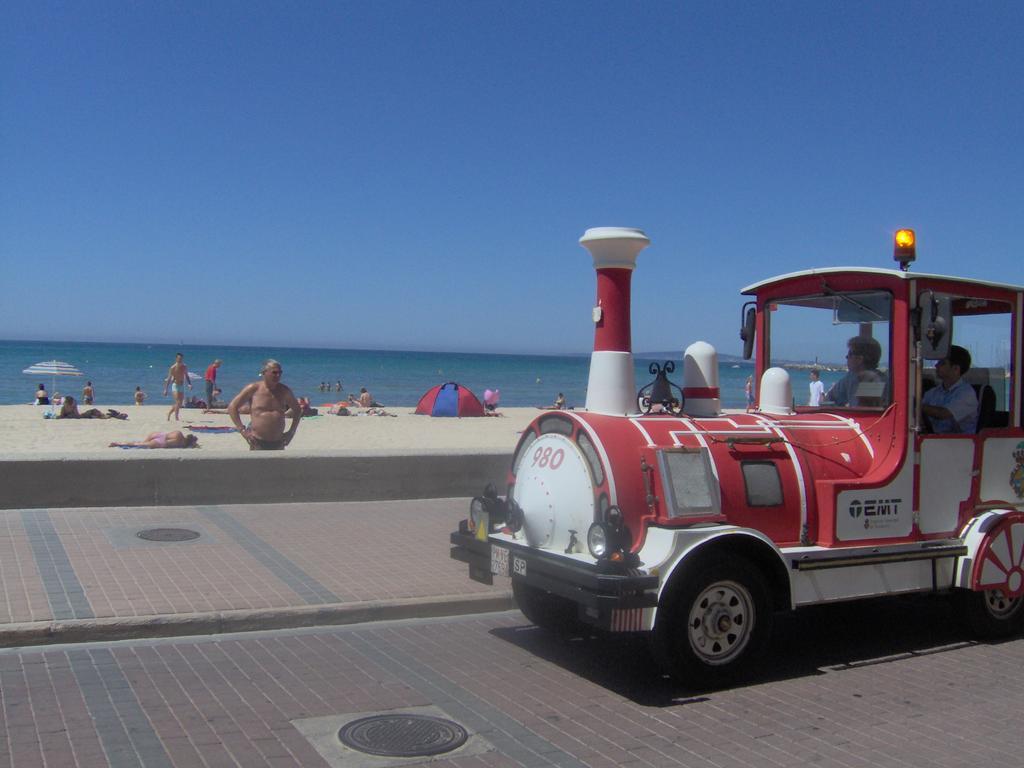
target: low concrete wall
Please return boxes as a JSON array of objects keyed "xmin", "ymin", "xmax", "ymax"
[{"xmin": 0, "ymin": 450, "xmax": 512, "ymax": 509}]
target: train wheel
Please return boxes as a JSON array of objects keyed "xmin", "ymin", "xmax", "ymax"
[
  {"xmin": 512, "ymin": 581, "xmax": 587, "ymax": 636},
  {"xmin": 954, "ymin": 588, "xmax": 1024, "ymax": 639},
  {"xmin": 653, "ymin": 553, "xmax": 771, "ymax": 688}
]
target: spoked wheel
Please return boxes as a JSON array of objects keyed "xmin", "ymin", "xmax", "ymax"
[
  {"xmin": 653, "ymin": 553, "xmax": 772, "ymax": 688},
  {"xmin": 512, "ymin": 581, "xmax": 588, "ymax": 636},
  {"xmin": 954, "ymin": 588, "xmax": 1024, "ymax": 639},
  {"xmin": 957, "ymin": 514, "xmax": 1024, "ymax": 639}
]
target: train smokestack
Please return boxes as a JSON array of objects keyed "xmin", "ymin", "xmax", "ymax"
[{"xmin": 580, "ymin": 227, "xmax": 650, "ymax": 414}]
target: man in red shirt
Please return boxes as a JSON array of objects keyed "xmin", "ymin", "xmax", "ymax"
[{"xmin": 204, "ymin": 359, "xmax": 222, "ymax": 407}]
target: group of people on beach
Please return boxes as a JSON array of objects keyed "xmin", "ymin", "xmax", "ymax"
[
  {"xmin": 160, "ymin": 353, "xmax": 302, "ymax": 450},
  {"xmin": 32, "ymin": 351, "xmax": 576, "ymax": 452},
  {"xmin": 34, "ymin": 380, "xmax": 100, "ymax": 407}
]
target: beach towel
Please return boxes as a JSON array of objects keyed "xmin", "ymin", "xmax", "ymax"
[{"xmin": 186, "ymin": 425, "xmax": 237, "ymax": 434}]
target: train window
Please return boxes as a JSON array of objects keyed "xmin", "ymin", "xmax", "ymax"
[
  {"xmin": 925, "ymin": 297, "xmax": 1013, "ymax": 430},
  {"xmin": 539, "ymin": 415, "xmax": 574, "ymax": 435},
  {"xmin": 741, "ymin": 461, "xmax": 783, "ymax": 507},
  {"xmin": 657, "ymin": 448, "xmax": 721, "ymax": 518},
  {"xmin": 767, "ymin": 291, "xmax": 892, "ymax": 409},
  {"xmin": 576, "ymin": 431, "xmax": 605, "ymax": 486}
]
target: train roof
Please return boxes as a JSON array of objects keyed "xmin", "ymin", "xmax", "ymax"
[{"xmin": 741, "ymin": 267, "xmax": 1024, "ymax": 296}]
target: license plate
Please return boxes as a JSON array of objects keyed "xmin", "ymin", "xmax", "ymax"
[{"xmin": 491, "ymin": 545, "xmax": 509, "ymax": 576}]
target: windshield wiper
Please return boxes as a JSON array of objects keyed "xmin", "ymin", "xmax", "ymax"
[{"xmin": 820, "ymin": 279, "xmax": 884, "ymax": 320}]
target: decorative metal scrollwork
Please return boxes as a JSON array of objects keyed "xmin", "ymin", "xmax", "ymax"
[{"xmin": 637, "ymin": 361, "xmax": 684, "ymax": 415}]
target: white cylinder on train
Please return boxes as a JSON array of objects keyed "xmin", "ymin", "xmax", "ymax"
[
  {"xmin": 683, "ymin": 341, "xmax": 721, "ymax": 417},
  {"xmin": 759, "ymin": 367, "xmax": 794, "ymax": 415}
]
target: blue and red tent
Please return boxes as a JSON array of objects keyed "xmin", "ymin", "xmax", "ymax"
[{"xmin": 414, "ymin": 382, "xmax": 485, "ymax": 417}]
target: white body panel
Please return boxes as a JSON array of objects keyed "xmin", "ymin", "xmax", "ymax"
[
  {"xmin": 919, "ymin": 438, "xmax": 976, "ymax": 533},
  {"xmin": 980, "ymin": 437, "xmax": 1024, "ymax": 505},
  {"xmin": 788, "ymin": 557, "xmax": 955, "ymax": 606}
]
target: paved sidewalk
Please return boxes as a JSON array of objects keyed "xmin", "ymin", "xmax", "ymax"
[
  {"xmin": 2, "ymin": 604, "xmax": 1022, "ymax": 768},
  {"xmin": 0, "ymin": 499, "xmax": 512, "ymax": 647}
]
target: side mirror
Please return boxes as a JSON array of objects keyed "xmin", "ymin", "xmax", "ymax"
[
  {"xmin": 740, "ymin": 304, "xmax": 756, "ymax": 360},
  {"xmin": 918, "ymin": 291, "xmax": 951, "ymax": 359}
]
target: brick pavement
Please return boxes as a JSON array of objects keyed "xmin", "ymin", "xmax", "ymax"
[
  {"xmin": 1, "ymin": 597, "xmax": 1022, "ymax": 768},
  {"xmin": 0, "ymin": 499, "xmax": 511, "ymax": 646}
]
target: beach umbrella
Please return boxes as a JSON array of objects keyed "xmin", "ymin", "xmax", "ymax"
[{"xmin": 22, "ymin": 360, "xmax": 84, "ymax": 405}]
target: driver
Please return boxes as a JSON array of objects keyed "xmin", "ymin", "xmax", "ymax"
[
  {"xmin": 824, "ymin": 335, "xmax": 886, "ymax": 407},
  {"xmin": 921, "ymin": 345, "xmax": 978, "ymax": 434}
]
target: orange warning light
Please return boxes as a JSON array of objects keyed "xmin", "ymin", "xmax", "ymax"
[{"xmin": 894, "ymin": 228, "xmax": 916, "ymax": 270}]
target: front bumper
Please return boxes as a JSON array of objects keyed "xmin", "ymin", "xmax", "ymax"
[{"xmin": 450, "ymin": 529, "xmax": 659, "ymax": 631}]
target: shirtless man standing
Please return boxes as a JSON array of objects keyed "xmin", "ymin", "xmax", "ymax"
[
  {"xmin": 227, "ymin": 359, "xmax": 302, "ymax": 450},
  {"xmin": 162, "ymin": 352, "xmax": 191, "ymax": 421}
]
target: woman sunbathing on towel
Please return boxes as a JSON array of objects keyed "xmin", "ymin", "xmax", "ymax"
[
  {"xmin": 59, "ymin": 397, "xmax": 128, "ymax": 420},
  {"xmin": 110, "ymin": 431, "xmax": 199, "ymax": 449},
  {"xmin": 204, "ymin": 404, "xmax": 249, "ymax": 415}
]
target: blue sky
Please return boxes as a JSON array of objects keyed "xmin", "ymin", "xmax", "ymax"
[{"xmin": 2, "ymin": 2, "xmax": 1021, "ymax": 356}]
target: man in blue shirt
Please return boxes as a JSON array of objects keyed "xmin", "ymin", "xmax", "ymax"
[{"xmin": 921, "ymin": 345, "xmax": 978, "ymax": 434}]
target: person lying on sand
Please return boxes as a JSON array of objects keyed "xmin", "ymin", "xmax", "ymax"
[
  {"xmin": 204, "ymin": 404, "xmax": 250, "ymax": 415},
  {"xmin": 110, "ymin": 431, "xmax": 199, "ymax": 449},
  {"xmin": 58, "ymin": 397, "xmax": 128, "ymax": 420}
]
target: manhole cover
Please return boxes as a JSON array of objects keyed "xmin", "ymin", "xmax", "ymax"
[
  {"xmin": 338, "ymin": 714, "xmax": 468, "ymax": 757},
  {"xmin": 136, "ymin": 528, "xmax": 200, "ymax": 542}
]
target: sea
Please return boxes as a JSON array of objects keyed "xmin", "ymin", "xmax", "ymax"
[{"xmin": 1, "ymin": 339, "xmax": 843, "ymax": 409}]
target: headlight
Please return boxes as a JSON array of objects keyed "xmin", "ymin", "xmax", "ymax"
[{"xmin": 587, "ymin": 522, "xmax": 609, "ymax": 558}]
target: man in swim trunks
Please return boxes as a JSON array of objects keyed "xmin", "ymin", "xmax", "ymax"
[
  {"xmin": 204, "ymin": 359, "xmax": 222, "ymax": 407},
  {"xmin": 163, "ymin": 352, "xmax": 191, "ymax": 421},
  {"xmin": 227, "ymin": 359, "xmax": 302, "ymax": 451}
]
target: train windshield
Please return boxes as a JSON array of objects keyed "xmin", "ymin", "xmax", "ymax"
[{"xmin": 766, "ymin": 291, "xmax": 892, "ymax": 409}]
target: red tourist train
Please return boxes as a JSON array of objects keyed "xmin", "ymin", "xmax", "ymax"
[{"xmin": 450, "ymin": 227, "xmax": 1024, "ymax": 686}]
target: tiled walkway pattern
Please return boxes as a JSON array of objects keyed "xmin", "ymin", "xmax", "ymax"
[
  {"xmin": 0, "ymin": 500, "xmax": 503, "ymax": 625},
  {"xmin": 2, "ymin": 605, "xmax": 1023, "ymax": 768}
]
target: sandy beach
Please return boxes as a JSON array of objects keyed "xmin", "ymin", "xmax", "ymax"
[{"xmin": 0, "ymin": 404, "xmax": 540, "ymax": 455}]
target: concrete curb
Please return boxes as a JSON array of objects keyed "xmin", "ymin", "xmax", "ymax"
[
  {"xmin": 0, "ymin": 591, "xmax": 515, "ymax": 648},
  {"xmin": 0, "ymin": 451, "xmax": 512, "ymax": 509}
]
